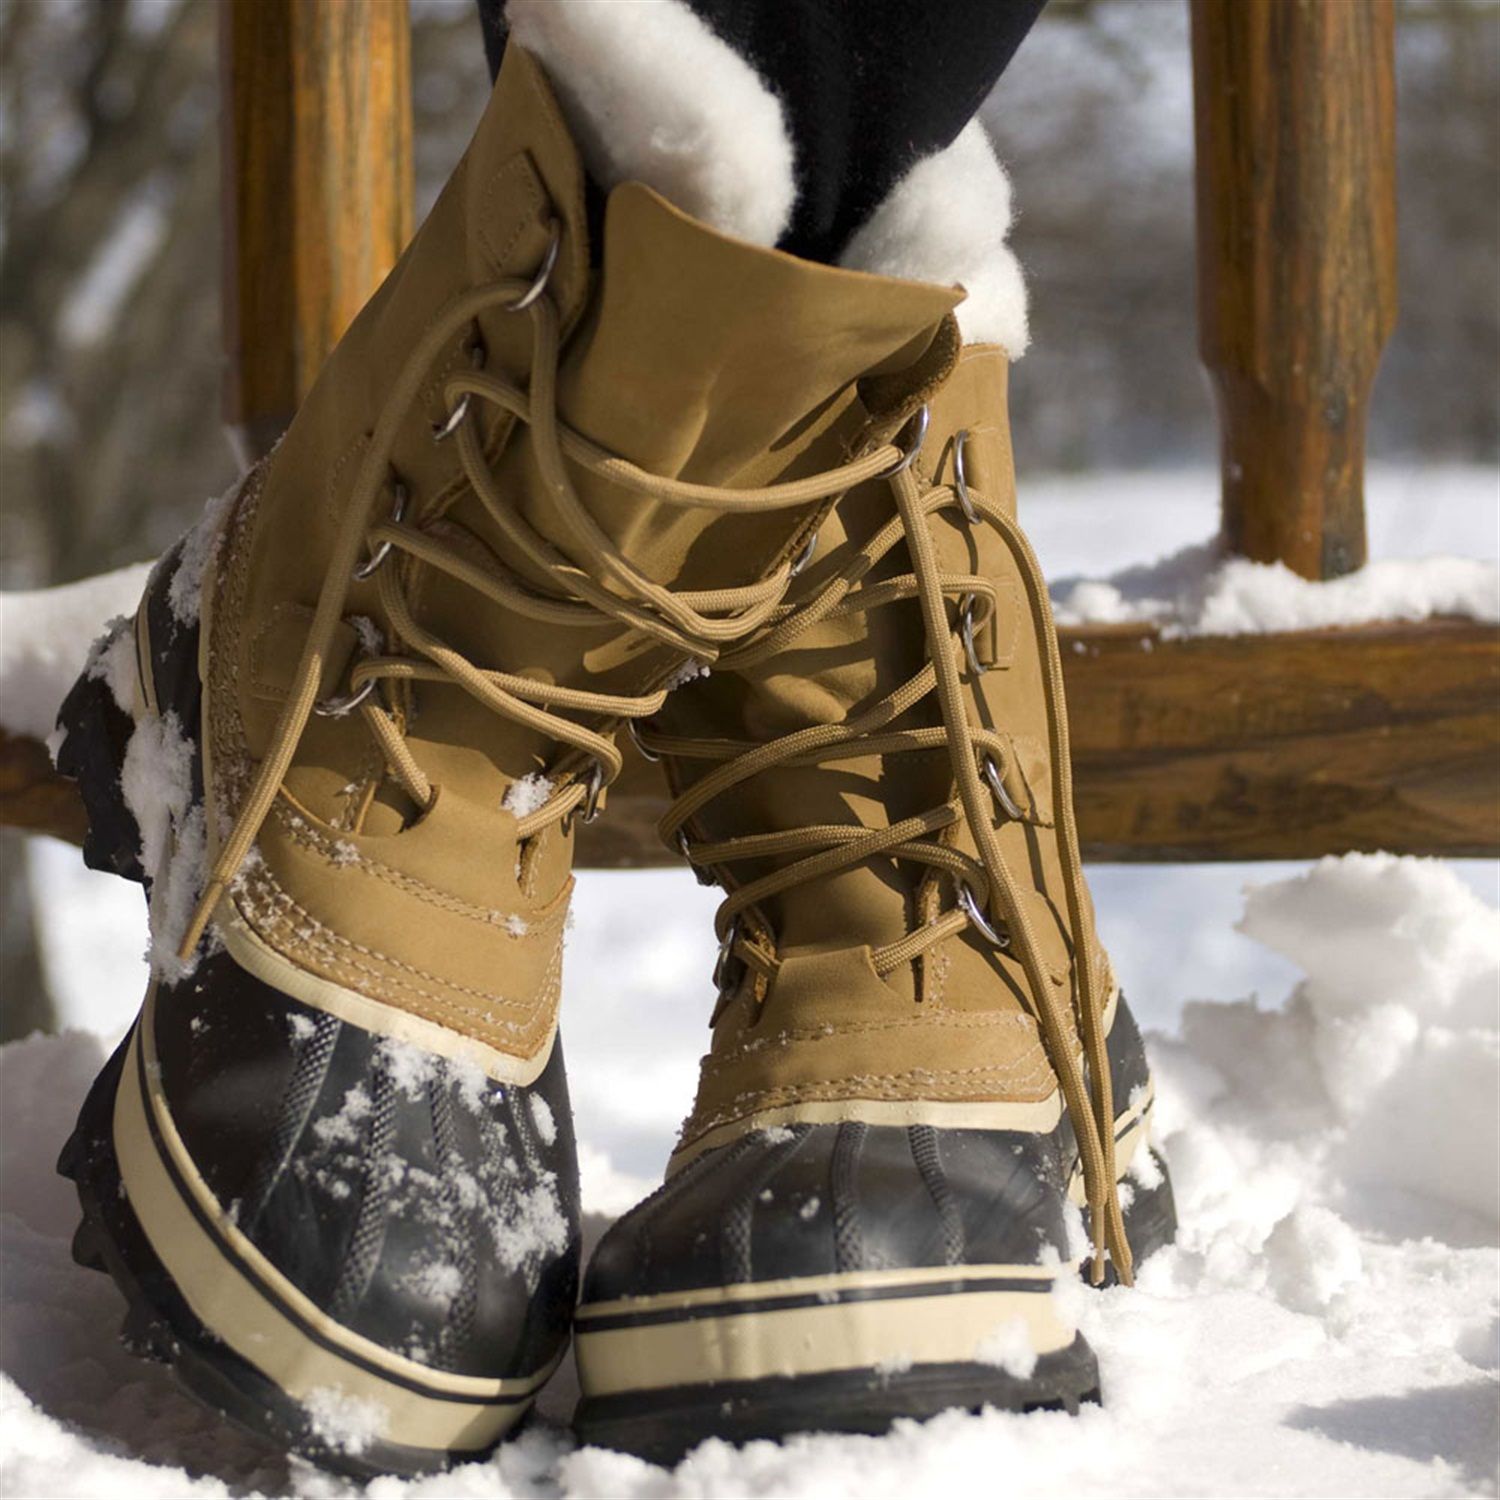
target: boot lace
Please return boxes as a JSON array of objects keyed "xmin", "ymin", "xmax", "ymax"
[
  {"xmin": 646, "ymin": 407, "xmax": 1134, "ymax": 1286},
  {"xmin": 179, "ymin": 233, "xmax": 920, "ymax": 963}
]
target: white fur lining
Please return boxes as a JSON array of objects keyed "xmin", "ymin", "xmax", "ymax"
[
  {"xmin": 840, "ymin": 123, "xmax": 1030, "ymax": 357},
  {"xmin": 506, "ymin": 0, "xmax": 797, "ymax": 249},
  {"xmin": 508, "ymin": 1, "xmax": 1028, "ymax": 355}
]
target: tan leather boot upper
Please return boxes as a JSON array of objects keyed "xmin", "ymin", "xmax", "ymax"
[
  {"xmin": 650, "ymin": 344, "xmax": 1132, "ymax": 1276},
  {"xmin": 182, "ymin": 46, "xmax": 962, "ymax": 1086}
]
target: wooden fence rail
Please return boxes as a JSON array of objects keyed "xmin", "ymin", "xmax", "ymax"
[{"xmin": 4, "ymin": 0, "xmax": 1496, "ymax": 866}]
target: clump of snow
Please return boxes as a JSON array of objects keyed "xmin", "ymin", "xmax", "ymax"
[
  {"xmin": 83, "ymin": 616, "xmax": 137, "ymax": 717},
  {"xmin": 1051, "ymin": 539, "xmax": 1499, "ymax": 636},
  {"xmin": 403, "ymin": 1261, "xmax": 463, "ymax": 1315},
  {"xmin": 286, "ymin": 1013, "xmax": 316, "ymax": 1043},
  {"xmin": 502, "ymin": 772, "xmax": 554, "ymax": 819},
  {"xmin": 0, "ymin": 564, "xmax": 150, "ymax": 740},
  {"xmin": 166, "ymin": 488, "xmax": 234, "ymax": 628},
  {"xmin": 758, "ymin": 1125, "xmax": 796, "ymax": 1145},
  {"xmin": 663, "ymin": 658, "xmax": 712, "ymax": 690},
  {"xmin": 348, "ymin": 614, "xmax": 384, "ymax": 660},
  {"xmin": 300, "ymin": 1386, "xmax": 386, "ymax": 1458},
  {"xmin": 119, "ymin": 708, "xmax": 207, "ymax": 982},
  {"xmin": 5, "ymin": 853, "xmax": 1498, "ymax": 1497},
  {"xmin": 377, "ymin": 1038, "xmax": 440, "ymax": 1102},
  {"xmin": 504, "ymin": 914, "xmax": 529, "ymax": 937},
  {"xmin": 976, "ymin": 1316, "xmax": 1040, "ymax": 1380},
  {"xmin": 529, "ymin": 1094, "xmax": 558, "ymax": 1146},
  {"xmin": 311, "ymin": 1084, "xmax": 372, "ymax": 1149}
]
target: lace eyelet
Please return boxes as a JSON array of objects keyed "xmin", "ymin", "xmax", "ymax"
[
  {"xmin": 432, "ymin": 338, "xmax": 489, "ymax": 443},
  {"xmin": 885, "ymin": 404, "xmax": 931, "ymax": 477},
  {"xmin": 506, "ymin": 219, "xmax": 562, "ymax": 312},
  {"xmin": 982, "ymin": 753, "xmax": 1025, "ymax": 820},
  {"xmin": 960, "ymin": 592, "xmax": 987, "ymax": 677},
  {"xmin": 352, "ymin": 479, "xmax": 409, "ymax": 581},
  {"xmin": 581, "ymin": 762, "xmax": 605, "ymax": 824},
  {"xmin": 957, "ymin": 880, "xmax": 1010, "ymax": 949},
  {"xmin": 712, "ymin": 915, "xmax": 743, "ymax": 991},
  {"xmin": 627, "ymin": 718, "xmax": 660, "ymax": 763},
  {"xmin": 954, "ymin": 428, "xmax": 981, "ymax": 524},
  {"xmin": 676, "ymin": 828, "xmax": 717, "ymax": 886},
  {"xmin": 314, "ymin": 676, "xmax": 377, "ymax": 718}
]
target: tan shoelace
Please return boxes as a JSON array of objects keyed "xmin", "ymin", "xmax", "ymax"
[
  {"xmin": 647, "ymin": 418, "xmax": 1134, "ymax": 1286},
  {"xmin": 178, "ymin": 246, "xmax": 917, "ymax": 960}
]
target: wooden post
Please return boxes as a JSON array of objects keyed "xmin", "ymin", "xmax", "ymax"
[
  {"xmin": 220, "ymin": 0, "xmax": 413, "ymax": 462},
  {"xmin": 1191, "ymin": 0, "xmax": 1397, "ymax": 580}
]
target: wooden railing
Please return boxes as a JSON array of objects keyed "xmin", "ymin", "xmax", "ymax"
[{"xmin": 3, "ymin": 0, "xmax": 1495, "ymax": 862}]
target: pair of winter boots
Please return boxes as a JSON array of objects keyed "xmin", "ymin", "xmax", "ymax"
[{"xmin": 54, "ymin": 44, "xmax": 1174, "ymax": 1475}]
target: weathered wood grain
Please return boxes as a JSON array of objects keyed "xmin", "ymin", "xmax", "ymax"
[
  {"xmin": 1191, "ymin": 0, "xmax": 1398, "ymax": 579},
  {"xmin": 220, "ymin": 0, "xmax": 412, "ymax": 460},
  {"xmin": 580, "ymin": 619, "xmax": 1500, "ymax": 865},
  {"xmin": 0, "ymin": 730, "xmax": 86, "ymax": 845},
  {"xmin": 10, "ymin": 620, "xmax": 1494, "ymax": 861}
]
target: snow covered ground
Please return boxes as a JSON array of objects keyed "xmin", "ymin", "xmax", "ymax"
[{"xmin": 3, "ymin": 465, "xmax": 1498, "ymax": 1496}]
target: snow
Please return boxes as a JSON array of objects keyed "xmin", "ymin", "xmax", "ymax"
[
  {"xmin": 1051, "ymin": 543, "xmax": 1498, "ymax": 635},
  {"xmin": 4, "ymin": 465, "xmax": 1498, "ymax": 1494},
  {"xmin": 502, "ymin": 773, "xmax": 555, "ymax": 819},
  {"xmin": 0, "ymin": 562, "xmax": 150, "ymax": 739}
]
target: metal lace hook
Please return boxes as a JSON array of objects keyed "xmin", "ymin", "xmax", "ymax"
[
  {"xmin": 676, "ymin": 828, "xmax": 716, "ymax": 886},
  {"xmin": 982, "ymin": 753, "xmax": 1025, "ymax": 821},
  {"xmin": 789, "ymin": 529, "xmax": 818, "ymax": 576},
  {"xmin": 957, "ymin": 879, "xmax": 1010, "ymax": 949},
  {"xmin": 506, "ymin": 219, "xmax": 562, "ymax": 313},
  {"xmin": 627, "ymin": 718, "xmax": 660, "ymax": 763},
  {"xmin": 352, "ymin": 479, "xmax": 409, "ymax": 581},
  {"xmin": 885, "ymin": 403, "xmax": 931, "ymax": 477},
  {"xmin": 314, "ymin": 656, "xmax": 378, "ymax": 718},
  {"xmin": 953, "ymin": 428, "xmax": 980, "ymax": 524},
  {"xmin": 960, "ymin": 593, "xmax": 987, "ymax": 677},
  {"xmin": 581, "ymin": 761, "xmax": 606, "ymax": 823},
  {"xmin": 712, "ymin": 915, "xmax": 743, "ymax": 990},
  {"xmin": 432, "ymin": 339, "xmax": 488, "ymax": 443}
]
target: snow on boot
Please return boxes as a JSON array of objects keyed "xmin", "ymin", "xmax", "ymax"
[
  {"xmin": 574, "ymin": 145, "xmax": 1176, "ymax": 1461},
  {"xmin": 51, "ymin": 43, "xmax": 962, "ymax": 1477}
]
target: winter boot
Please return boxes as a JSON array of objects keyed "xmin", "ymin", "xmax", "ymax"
[
  {"xmin": 574, "ymin": 144, "xmax": 1177, "ymax": 1460},
  {"xmin": 52, "ymin": 43, "xmax": 963, "ymax": 1476}
]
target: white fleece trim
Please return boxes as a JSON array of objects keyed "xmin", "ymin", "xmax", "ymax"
[
  {"xmin": 840, "ymin": 123, "xmax": 1030, "ymax": 357},
  {"xmin": 506, "ymin": 0, "xmax": 796, "ymax": 248}
]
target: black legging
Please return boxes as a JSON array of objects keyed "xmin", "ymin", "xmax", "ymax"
[{"xmin": 477, "ymin": 0, "xmax": 1046, "ymax": 265}]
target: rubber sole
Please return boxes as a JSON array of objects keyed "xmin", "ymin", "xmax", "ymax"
[
  {"xmin": 51, "ymin": 610, "xmax": 553, "ymax": 1479},
  {"xmin": 573, "ymin": 1148, "xmax": 1178, "ymax": 1462}
]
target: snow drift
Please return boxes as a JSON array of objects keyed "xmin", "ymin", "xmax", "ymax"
[{"xmin": 2, "ymin": 852, "xmax": 1495, "ymax": 1497}]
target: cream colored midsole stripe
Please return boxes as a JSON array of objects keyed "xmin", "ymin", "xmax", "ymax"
[
  {"xmin": 575, "ymin": 1277, "xmax": 1073, "ymax": 1397},
  {"xmin": 668, "ymin": 990, "xmax": 1124, "ymax": 1174},
  {"xmin": 577, "ymin": 1261, "xmax": 1057, "ymax": 1322},
  {"xmin": 1068, "ymin": 1080, "xmax": 1156, "ymax": 1206},
  {"xmin": 113, "ymin": 992, "xmax": 558, "ymax": 1452},
  {"xmin": 218, "ymin": 909, "xmax": 555, "ymax": 1087},
  {"xmin": 668, "ymin": 1092, "xmax": 1066, "ymax": 1175}
]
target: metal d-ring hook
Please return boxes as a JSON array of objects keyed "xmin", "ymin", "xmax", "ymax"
[
  {"xmin": 954, "ymin": 428, "xmax": 980, "ymax": 524},
  {"xmin": 885, "ymin": 404, "xmax": 931, "ymax": 477},
  {"xmin": 957, "ymin": 879, "xmax": 1010, "ymax": 949},
  {"xmin": 353, "ymin": 478, "xmax": 409, "ymax": 581},
  {"xmin": 982, "ymin": 753, "xmax": 1025, "ymax": 820},
  {"xmin": 315, "ymin": 666, "xmax": 378, "ymax": 718},
  {"xmin": 712, "ymin": 914, "xmax": 743, "ymax": 990},
  {"xmin": 960, "ymin": 593, "xmax": 987, "ymax": 677},
  {"xmin": 627, "ymin": 718, "xmax": 660, "ymax": 763},
  {"xmin": 507, "ymin": 219, "xmax": 562, "ymax": 312}
]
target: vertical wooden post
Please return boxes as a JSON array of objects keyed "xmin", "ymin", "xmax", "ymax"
[
  {"xmin": 1191, "ymin": 0, "xmax": 1397, "ymax": 580},
  {"xmin": 220, "ymin": 0, "xmax": 413, "ymax": 462}
]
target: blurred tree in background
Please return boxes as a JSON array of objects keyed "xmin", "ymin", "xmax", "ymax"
[{"xmin": 2, "ymin": 0, "xmax": 1495, "ymax": 595}]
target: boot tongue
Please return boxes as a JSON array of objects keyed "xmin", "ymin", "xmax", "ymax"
[
  {"xmin": 412, "ymin": 186, "xmax": 960, "ymax": 801},
  {"xmin": 556, "ymin": 183, "xmax": 962, "ymax": 554}
]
